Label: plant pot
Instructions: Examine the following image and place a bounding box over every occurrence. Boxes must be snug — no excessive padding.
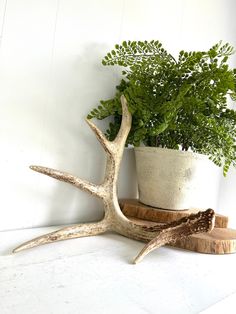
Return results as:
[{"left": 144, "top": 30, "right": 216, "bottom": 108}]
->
[{"left": 134, "top": 147, "right": 221, "bottom": 210}]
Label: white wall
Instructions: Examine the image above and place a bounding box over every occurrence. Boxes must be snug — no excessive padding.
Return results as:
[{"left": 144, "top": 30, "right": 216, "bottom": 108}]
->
[{"left": 0, "top": 0, "right": 235, "bottom": 231}]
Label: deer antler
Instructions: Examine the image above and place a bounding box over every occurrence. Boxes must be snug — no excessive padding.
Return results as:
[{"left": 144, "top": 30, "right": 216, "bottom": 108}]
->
[{"left": 13, "top": 95, "right": 215, "bottom": 263}]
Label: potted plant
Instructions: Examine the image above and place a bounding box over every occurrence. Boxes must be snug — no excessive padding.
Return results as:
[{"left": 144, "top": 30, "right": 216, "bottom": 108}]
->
[{"left": 88, "top": 40, "right": 236, "bottom": 210}]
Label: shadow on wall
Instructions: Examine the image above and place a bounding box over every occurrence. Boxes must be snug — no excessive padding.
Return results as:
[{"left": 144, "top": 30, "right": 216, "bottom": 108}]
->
[{"left": 38, "top": 43, "right": 137, "bottom": 226}]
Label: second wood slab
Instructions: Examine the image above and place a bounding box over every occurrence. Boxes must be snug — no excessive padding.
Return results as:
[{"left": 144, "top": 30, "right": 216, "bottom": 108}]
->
[
  {"left": 120, "top": 199, "right": 236, "bottom": 254},
  {"left": 120, "top": 199, "right": 228, "bottom": 228}
]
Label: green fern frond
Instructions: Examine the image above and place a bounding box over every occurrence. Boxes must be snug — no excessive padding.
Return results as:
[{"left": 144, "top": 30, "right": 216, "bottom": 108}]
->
[{"left": 88, "top": 40, "right": 236, "bottom": 175}]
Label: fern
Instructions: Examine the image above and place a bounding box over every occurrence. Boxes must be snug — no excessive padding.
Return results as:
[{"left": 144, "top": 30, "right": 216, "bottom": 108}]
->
[{"left": 88, "top": 41, "right": 236, "bottom": 175}]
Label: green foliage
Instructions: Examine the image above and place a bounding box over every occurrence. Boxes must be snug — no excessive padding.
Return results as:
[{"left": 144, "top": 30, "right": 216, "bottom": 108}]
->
[{"left": 88, "top": 40, "right": 236, "bottom": 175}]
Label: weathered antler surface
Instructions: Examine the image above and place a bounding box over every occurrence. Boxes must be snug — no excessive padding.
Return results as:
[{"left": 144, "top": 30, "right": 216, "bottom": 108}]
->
[
  {"left": 133, "top": 208, "right": 215, "bottom": 263},
  {"left": 13, "top": 95, "right": 215, "bottom": 263}
]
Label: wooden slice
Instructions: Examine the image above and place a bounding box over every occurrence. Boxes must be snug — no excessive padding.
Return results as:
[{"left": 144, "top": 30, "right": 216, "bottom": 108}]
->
[
  {"left": 120, "top": 199, "right": 228, "bottom": 228},
  {"left": 175, "top": 228, "right": 236, "bottom": 254},
  {"left": 129, "top": 217, "right": 236, "bottom": 254}
]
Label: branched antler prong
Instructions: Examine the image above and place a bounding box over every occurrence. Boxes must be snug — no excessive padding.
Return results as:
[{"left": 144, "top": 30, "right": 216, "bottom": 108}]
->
[
  {"left": 133, "top": 208, "right": 215, "bottom": 264},
  {"left": 30, "top": 166, "right": 105, "bottom": 198},
  {"left": 86, "top": 119, "right": 114, "bottom": 155},
  {"left": 114, "top": 95, "right": 132, "bottom": 146},
  {"left": 13, "top": 95, "right": 215, "bottom": 265},
  {"left": 13, "top": 220, "right": 109, "bottom": 253}
]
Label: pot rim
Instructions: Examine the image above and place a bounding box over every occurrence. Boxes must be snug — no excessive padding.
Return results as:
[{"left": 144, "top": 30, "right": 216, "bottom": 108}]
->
[{"left": 134, "top": 146, "right": 209, "bottom": 159}]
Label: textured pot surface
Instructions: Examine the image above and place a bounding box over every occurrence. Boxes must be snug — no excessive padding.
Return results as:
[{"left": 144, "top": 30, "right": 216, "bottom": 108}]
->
[{"left": 134, "top": 147, "right": 221, "bottom": 210}]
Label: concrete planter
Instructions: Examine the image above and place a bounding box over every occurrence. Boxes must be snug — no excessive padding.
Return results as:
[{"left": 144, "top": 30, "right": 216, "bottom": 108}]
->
[{"left": 134, "top": 147, "right": 221, "bottom": 210}]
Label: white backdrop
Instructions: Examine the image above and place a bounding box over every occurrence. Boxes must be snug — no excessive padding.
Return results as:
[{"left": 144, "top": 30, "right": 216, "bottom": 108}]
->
[{"left": 0, "top": 0, "right": 235, "bottom": 231}]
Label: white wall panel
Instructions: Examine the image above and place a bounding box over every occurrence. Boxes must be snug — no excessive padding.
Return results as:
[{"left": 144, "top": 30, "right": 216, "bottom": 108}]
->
[{"left": 216, "top": 1, "right": 236, "bottom": 226}]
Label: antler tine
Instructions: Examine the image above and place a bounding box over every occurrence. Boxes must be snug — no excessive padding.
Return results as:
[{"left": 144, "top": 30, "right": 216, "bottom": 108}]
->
[
  {"left": 133, "top": 209, "right": 215, "bottom": 264},
  {"left": 86, "top": 95, "right": 132, "bottom": 154},
  {"left": 114, "top": 95, "right": 132, "bottom": 146},
  {"left": 13, "top": 221, "right": 109, "bottom": 253},
  {"left": 86, "top": 119, "right": 114, "bottom": 155},
  {"left": 30, "top": 166, "right": 105, "bottom": 198},
  {"left": 94, "top": 95, "right": 132, "bottom": 187}
]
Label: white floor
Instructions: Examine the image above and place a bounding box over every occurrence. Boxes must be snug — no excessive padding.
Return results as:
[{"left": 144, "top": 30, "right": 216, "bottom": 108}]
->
[{"left": 1, "top": 226, "right": 236, "bottom": 314}]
